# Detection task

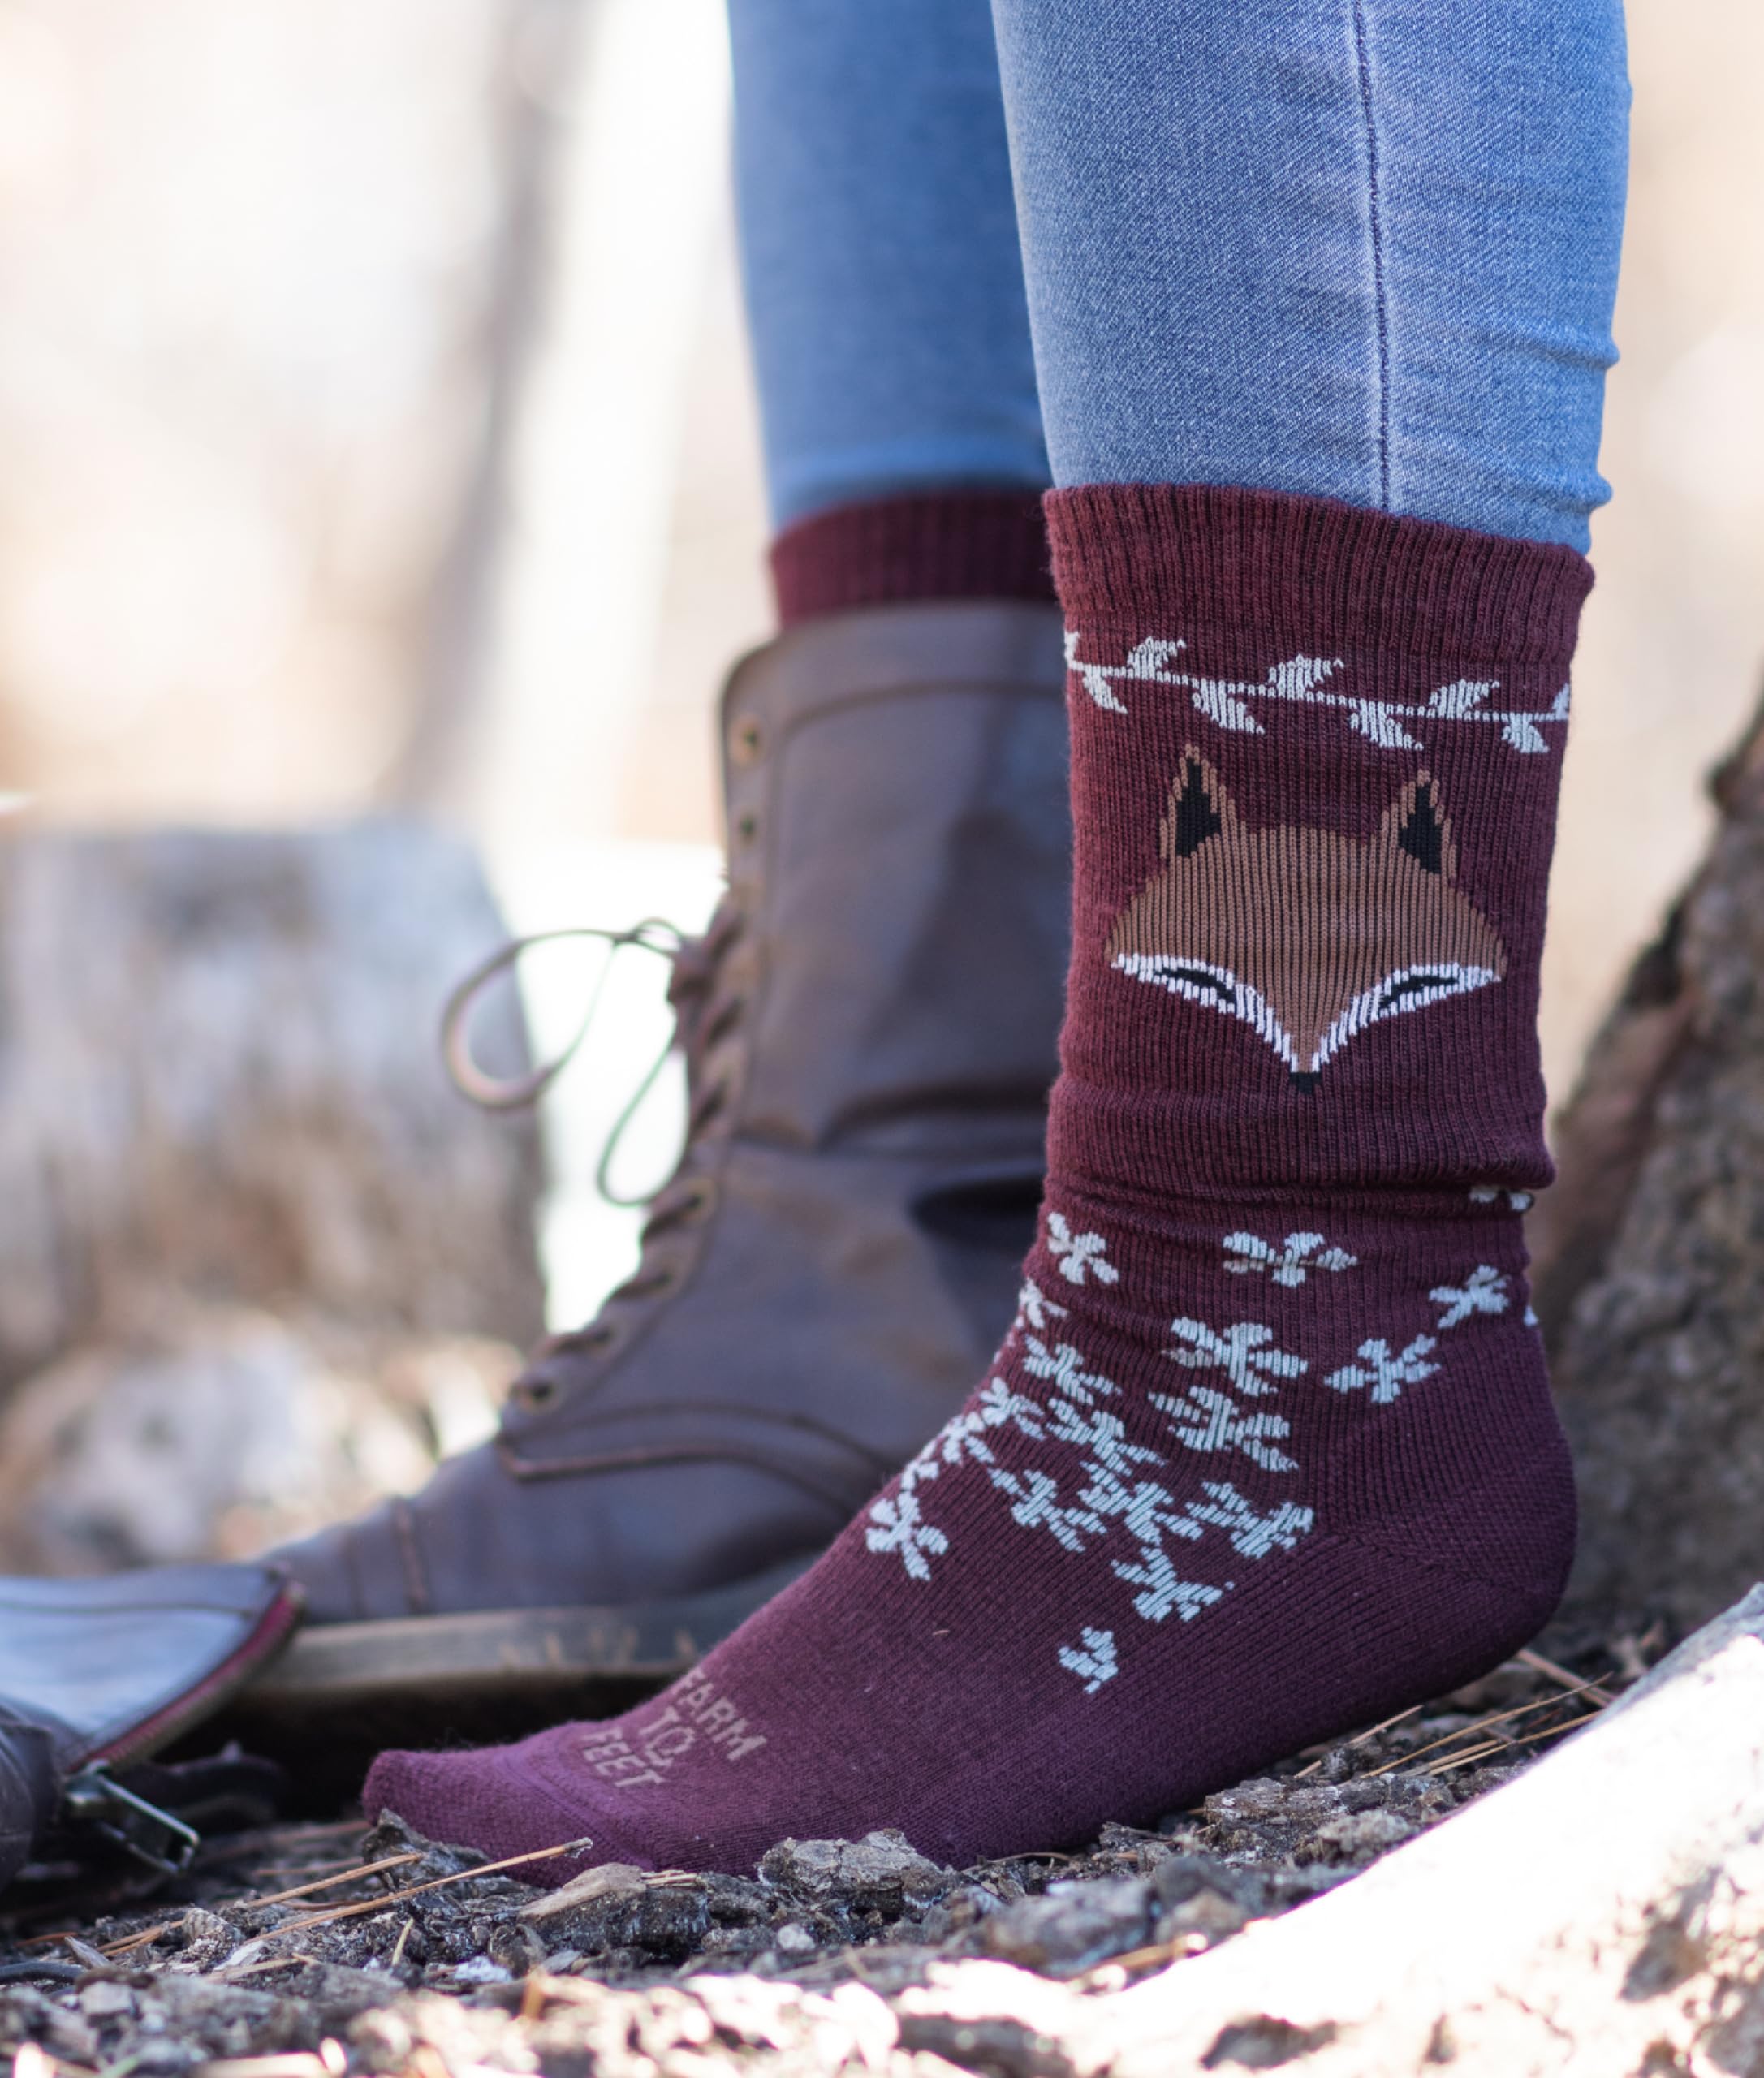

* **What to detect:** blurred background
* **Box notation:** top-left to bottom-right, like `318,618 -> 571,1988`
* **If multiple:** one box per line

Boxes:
0,0 -> 1758,1564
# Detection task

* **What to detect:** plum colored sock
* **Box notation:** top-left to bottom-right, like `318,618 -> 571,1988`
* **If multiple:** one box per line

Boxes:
769,488 -> 1054,626
368,485 -> 1590,1875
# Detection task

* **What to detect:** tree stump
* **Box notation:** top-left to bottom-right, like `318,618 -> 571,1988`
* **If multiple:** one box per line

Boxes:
0,821 -> 546,1567
1537,693 -> 1764,1636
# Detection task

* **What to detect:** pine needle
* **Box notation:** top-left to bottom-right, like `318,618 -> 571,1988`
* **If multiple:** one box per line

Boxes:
272,1838 -> 595,1937
1362,1675 -> 1607,1778
1516,1646 -> 1615,1705
227,1852 -> 421,1912
1428,1709 -> 1604,1774
1292,1703 -> 1424,1778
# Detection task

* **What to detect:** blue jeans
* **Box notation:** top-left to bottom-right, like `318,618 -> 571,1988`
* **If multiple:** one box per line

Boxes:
728,0 -> 1628,552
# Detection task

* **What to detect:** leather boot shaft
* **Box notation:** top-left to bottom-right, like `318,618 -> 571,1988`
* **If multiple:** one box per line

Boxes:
717,601 -> 1070,1158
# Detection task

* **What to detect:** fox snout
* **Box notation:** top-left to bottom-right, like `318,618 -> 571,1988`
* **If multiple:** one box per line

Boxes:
1107,750 -> 1507,1084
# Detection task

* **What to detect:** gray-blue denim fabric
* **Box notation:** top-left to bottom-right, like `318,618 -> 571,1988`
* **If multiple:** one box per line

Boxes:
730,0 -> 1628,552
728,0 -> 1050,527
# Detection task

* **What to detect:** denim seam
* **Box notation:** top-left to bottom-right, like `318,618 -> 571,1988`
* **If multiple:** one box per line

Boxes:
1349,0 -> 1391,511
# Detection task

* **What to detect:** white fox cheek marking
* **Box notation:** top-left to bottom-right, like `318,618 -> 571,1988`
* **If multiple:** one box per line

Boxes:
1113,951 -> 1502,1080
1114,954 -> 1300,1073
1311,961 -> 1503,1071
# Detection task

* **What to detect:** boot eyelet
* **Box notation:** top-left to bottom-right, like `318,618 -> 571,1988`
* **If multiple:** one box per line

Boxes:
680,1181 -> 717,1222
730,717 -> 764,766
734,809 -> 760,847
514,1375 -> 560,1412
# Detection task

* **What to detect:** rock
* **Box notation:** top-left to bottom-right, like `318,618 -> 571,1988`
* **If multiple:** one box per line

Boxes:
757,1831 -> 954,1915
77,1981 -> 137,2020
1304,1808 -> 1421,1863
981,1876 -> 1156,1977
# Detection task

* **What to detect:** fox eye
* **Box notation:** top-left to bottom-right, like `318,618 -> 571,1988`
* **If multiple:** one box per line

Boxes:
1167,964 -> 1235,1002
1378,970 -> 1458,1010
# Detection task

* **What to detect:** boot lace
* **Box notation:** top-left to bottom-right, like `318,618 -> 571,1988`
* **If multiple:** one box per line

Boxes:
440,898 -> 746,1399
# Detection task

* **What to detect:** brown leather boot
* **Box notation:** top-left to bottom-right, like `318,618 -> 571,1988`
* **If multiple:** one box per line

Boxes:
262,599 -> 1070,1711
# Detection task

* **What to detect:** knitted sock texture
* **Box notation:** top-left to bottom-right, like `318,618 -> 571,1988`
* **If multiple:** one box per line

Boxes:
367,485 -> 1591,1878
770,489 -> 1055,626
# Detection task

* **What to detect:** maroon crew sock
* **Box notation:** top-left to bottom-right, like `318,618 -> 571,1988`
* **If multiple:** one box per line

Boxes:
368,485 -> 1589,1874
768,487 -> 1055,625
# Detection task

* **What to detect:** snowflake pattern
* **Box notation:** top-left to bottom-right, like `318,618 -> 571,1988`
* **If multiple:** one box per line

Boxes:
1021,1334 -> 1116,1404
1058,1627 -> 1119,1694
1184,1481 -> 1316,1559
867,1211 -> 1527,1671
988,1466 -> 1106,1553
1046,1212 -> 1120,1287
862,1486 -> 948,1583
1015,1277 -> 1069,1334
1167,1319 -> 1307,1395
1065,629 -> 1570,756
1469,1185 -> 1534,1214
1326,1334 -> 1440,1405
1115,1548 -> 1226,1625
1223,1230 -> 1358,1287
1153,1385 -> 1300,1472
1430,1265 -> 1509,1330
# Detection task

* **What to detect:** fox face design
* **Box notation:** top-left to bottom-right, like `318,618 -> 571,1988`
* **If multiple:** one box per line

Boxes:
1107,748 -> 1507,1088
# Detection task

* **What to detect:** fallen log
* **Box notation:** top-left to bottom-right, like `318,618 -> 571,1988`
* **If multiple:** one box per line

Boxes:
0,821 -> 546,1567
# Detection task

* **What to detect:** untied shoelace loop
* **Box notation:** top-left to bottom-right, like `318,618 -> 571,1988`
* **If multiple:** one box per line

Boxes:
438,903 -> 744,1214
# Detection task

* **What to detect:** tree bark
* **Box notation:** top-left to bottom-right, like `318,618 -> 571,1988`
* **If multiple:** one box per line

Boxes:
1534,693 -> 1764,1635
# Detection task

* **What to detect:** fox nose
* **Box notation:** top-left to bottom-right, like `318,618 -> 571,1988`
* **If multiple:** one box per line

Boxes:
1289,1070 -> 1320,1093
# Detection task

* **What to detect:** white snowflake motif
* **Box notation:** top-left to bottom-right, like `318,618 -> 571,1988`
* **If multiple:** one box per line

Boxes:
1430,1265 -> 1509,1330
1078,1463 -> 1201,1550
988,1466 -> 1106,1553
1184,1481 -> 1316,1559
1047,1399 -> 1163,1477
924,1380 -> 1046,1472
863,1484 -> 948,1582
1058,1627 -> 1119,1694
1114,1546 -> 1226,1624
1046,1212 -> 1120,1288
1167,1318 -> 1307,1395
1153,1385 -> 1300,1472
1223,1230 -> 1358,1287
1014,1277 -> 1070,1334
1325,1334 -> 1440,1405
1020,1335 -> 1117,1404
1469,1185 -> 1534,1214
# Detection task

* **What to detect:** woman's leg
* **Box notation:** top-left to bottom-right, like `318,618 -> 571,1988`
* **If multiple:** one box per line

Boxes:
364,2 -> 1629,1872
729,0 -> 1048,532
990,0 -> 1626,549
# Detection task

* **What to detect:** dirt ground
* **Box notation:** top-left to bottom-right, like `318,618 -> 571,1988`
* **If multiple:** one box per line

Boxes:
0,1623 -> 1650,2078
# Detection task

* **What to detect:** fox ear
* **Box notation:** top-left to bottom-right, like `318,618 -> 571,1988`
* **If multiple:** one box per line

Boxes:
1382,772 -> 1457,879
1161,748 -> 1236,861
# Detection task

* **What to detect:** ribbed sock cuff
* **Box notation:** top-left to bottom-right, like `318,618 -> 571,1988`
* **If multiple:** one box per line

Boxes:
1044,485 -> 1594,675
770,489 -> 1055,627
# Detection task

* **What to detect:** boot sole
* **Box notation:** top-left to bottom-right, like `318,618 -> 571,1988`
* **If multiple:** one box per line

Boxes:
244,1553 -> 817,1713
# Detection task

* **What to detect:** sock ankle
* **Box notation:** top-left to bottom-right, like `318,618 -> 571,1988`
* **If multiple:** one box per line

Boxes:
367,484 -> 1592,1877
769,488 -> 1055,627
